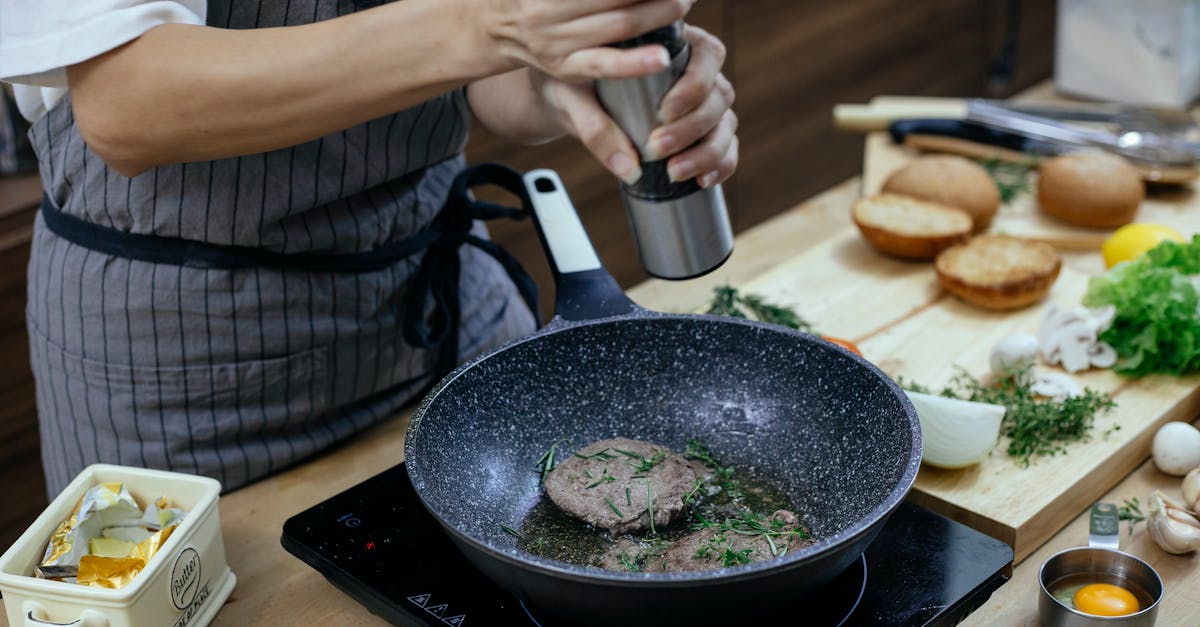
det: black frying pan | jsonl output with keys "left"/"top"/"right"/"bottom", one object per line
{"left": 404, "top": 169, "right": 921, "bottom": 626}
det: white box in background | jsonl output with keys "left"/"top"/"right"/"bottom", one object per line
{"left": 0, "top": 465, "right": 236, "bottom": 627}
{"left": 1056, "top": 0, "right": 1200, "bottom": 107}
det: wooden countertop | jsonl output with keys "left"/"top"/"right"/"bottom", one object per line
{"left": 4, "top": 114, "right": 1200, "bottom": 627}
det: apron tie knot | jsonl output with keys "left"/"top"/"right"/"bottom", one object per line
{"left": 402, "top": 163, "right": 542, "bottom": 376}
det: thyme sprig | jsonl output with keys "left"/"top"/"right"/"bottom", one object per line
{"left": 704, "top": 286, "right": 815, "bottom": 333}
{"left": 899, "top": 366, "right": 1116, "bottom": 465}
{"left": 978, "top": 157, "right": 1034, "bottom": 204}
{"left": 1118, "top": 497, "right": 1145, "bottom": 535}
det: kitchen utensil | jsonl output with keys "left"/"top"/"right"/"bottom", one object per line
{"left": 403, "top": 169, "right": 921, "bottom": 626}
{"left": 1038, "top": 504, "right": 1163, "bottom": 626}
{"left": 887, "top": 119, "right": 1199, "bottom": 184}
{"left": 595, "top": 22, "right": 733, "bottom": 280}
{"left": 835, "top": 96, "right": 1200, "bottom": 137}
{"left": 966, "top": 100, "right": 1197, "bottom": 168}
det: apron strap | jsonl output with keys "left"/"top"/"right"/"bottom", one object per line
{"left": 39, "top": 162, "right": 542, "bottom": 378}
{"left": 403, "top": 162, "right": 542, "bottom": 376}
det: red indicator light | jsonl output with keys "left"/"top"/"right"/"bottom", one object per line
{"left": 364, "top": 541, "right": 377, "bottom": 551}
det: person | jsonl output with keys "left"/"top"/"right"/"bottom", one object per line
{"left": 0, "top": 0, "right": 738, "bottom": 495}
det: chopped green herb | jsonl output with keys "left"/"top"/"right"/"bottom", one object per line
{"left": 625, "top": 487, "right": 632, "bottom": 507}
{"left": 583, "top": 469, "right": 594, "bottom": 479}
{"left": 684, "top": 440, "right": 743, "bottom": 501}
{"left": 499, "top": 524, "right": 522, "bottom": 539}
{"left": 617, "top": 552, "right": 639, "bottom": 572}
{"left": 585, "top": 467, "right": 616, "bottom": 489}
{"left": 534, "top": 438, "right": 567, "bottom": 484}
{"left": 574, "top": 448, "right": 618, "bottom": 461}
{"left": 645, "top": 481, "right": 656, "bottom": 536}
{"left": 604, "top": 497, "right": 624, "bottom": 518}
{"left": 704, "top": 286, "right": 815, "bottom": 332}
{"left": 683, "top": 478, "right": 705, "bottom": 506}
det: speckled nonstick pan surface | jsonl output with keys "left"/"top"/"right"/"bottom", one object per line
{"left": 404, "top": 170, "right": 921, "bottom": 626}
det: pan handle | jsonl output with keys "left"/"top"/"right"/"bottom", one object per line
{"left": 523, "top": 169, "right": 637, "bottom": 321}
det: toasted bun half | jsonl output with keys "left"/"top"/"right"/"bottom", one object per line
{"left": 935, "top": 235, "right": 1061, "bottom": 310}
{"left": 882, "top": 155, "right": 1001, "bottom": 232}
{"left": 852, "top": 193, "right": 973, "bottom": 259}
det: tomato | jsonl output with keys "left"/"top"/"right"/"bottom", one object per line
{"left": 821, "top": 336, "right": 862, "bottom": 356}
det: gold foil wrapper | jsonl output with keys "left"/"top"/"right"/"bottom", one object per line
{"left": 38, "top": 482, "right": 187, "bottom": 589}
{"left": 77, "top": 524, "right": 178, "bottom": 589}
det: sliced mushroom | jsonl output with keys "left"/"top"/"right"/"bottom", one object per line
{"left": 1030, "top": 371, "right": 1083, "bottom": 400}
{"left": 1088, "top": 342, "right": 1117, "bottom": 369}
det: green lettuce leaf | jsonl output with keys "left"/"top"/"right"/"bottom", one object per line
{"left": 1082, "top": 235, "right": 1200, "bottom": 376}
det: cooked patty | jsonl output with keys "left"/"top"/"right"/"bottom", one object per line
{"left": 544, "top": 438, "right": 698, "bottom": 535}
{"left": 601, "top": 510, "right": 813, "bottom": 573}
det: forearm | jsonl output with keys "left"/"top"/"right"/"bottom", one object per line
{"left": 466, "top": 69, "right": 566, "bottom": 146}
{"left": 69, "top": 0, "right": 508, "bottom": 176}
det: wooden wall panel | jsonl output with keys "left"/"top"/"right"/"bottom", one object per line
{"left": 474, "top": 0, "right": 1057, "bottom": 318}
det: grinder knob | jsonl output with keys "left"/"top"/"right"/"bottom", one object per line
{"left": 596, "top": 21, "right": 733, "bottom": 280}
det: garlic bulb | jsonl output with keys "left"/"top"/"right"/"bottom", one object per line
{"left": 1037, "top": 304, "right": 1118, "bottom": 373}
{"left": 989, "top": 333, "right": 1039, "bottom": 376}
{"left": 1147, "top": 490, "right": 1200, "bottom": 554}
{"left": 1184, "top": 467, "right": 1200, "bottom": 511}
{"left": 905, "top": 391, "right": 1005, "bottom": 469}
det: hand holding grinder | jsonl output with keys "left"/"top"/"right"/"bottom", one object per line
{"left": 596, "top": 21, "right": 734, "bottom": 280}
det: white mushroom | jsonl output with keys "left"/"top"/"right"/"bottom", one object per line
{"left": 1037, "top": 304, "right": 1118, "bottom": 373}
{"left": 989, "top": 333, "right": 1040, "bottom": 376}
{"left": 1029, "top": 371, "right": 1084, "bottom": 400}
{"left": 1152, "top": 422, "right": 1200, "bottom": 476}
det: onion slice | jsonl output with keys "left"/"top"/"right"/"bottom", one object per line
{"left": 905, "top": 391, "right": 1006, "bottom": 469}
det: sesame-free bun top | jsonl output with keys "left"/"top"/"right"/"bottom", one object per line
{"left": 882, "top": 154, "right": 1001, "bottom": 232}
{"left": 1037, "top": 151, "right": 1144, "bottom": 228}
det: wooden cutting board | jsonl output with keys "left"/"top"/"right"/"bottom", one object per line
{"left": 861, "top": 132, "right": 1200, "bottom": 250}
{"left": 736, "top": 226, "right": 1200, "bottom": 563}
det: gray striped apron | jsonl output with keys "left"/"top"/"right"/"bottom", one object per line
{"left": 24, "top": 0, "right": 537, "bottom": 496}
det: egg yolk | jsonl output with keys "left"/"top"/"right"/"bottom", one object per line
{"left": 1073, "top": 583, "right": 1140, "bottom": 617}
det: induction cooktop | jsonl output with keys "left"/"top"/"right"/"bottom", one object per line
{"left": 281, "top": 464, "right": 1012, "bottom": 626}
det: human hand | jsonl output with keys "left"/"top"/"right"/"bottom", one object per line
{"left": 530, "top": 25, "right": 737, "bottom": 187}
{"left": 481, "top": 0, "right": 694, "bottom": 81}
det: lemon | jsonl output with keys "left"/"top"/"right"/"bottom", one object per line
{"left": 1101, "top": 224, "right": 1186, "bottom": 268}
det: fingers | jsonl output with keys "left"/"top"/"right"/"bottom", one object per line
{"left": 557, "top": 45, "right": 670, "bottom": 82}
{"left": 645, "top": 73, "right": 733, "bottom": 160}
{"left": 658, "top": 25, "right": 726, "bottom": 123}
{"left": 550, "top": 82, "right": 643, "bottom": 183}
{"left": 664, "top": 109, "right": 738, "bottom": 188}
{"left": 551, "top": 0, "right": 692, "bottom": 52}
{"left": 503, "top": 0, "right": 694, "bottom": 80}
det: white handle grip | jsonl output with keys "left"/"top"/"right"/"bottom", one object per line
{"left": 833, "top": 99, "right": 968, "bottom": 132}
{"left": 522, "top": 169, "right": 602, "bottom": 274}
{"left": 23, "top": 602, "right": 107, "bottom": 627}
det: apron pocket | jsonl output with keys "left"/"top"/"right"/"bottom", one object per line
{"left": 28, "top": 321, "right": 332, "bottom": 484}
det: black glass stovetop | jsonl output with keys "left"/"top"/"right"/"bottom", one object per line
{"left": 281, "top": 464, "right": 1013, "bottom": 626}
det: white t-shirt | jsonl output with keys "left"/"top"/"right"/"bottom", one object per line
{"left": 0, "top": 1, "right": 207, "bottom": 122}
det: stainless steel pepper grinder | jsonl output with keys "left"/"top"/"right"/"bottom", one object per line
{"left": 596, "top": 21, "right": 733, "bottom": 280}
